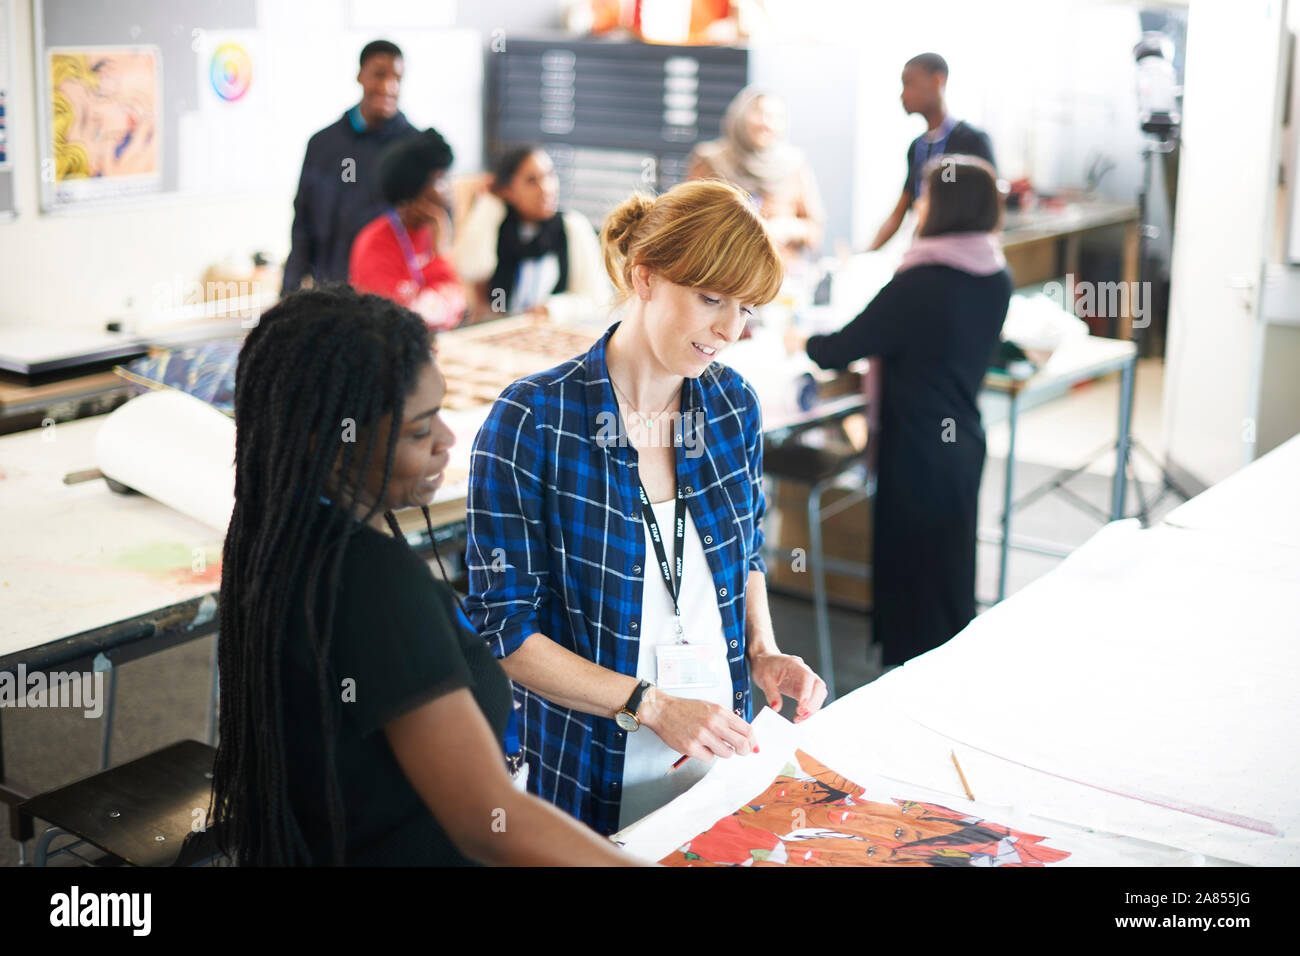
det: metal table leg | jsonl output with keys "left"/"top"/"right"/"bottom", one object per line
{"left": 807, "top": 479, "right": 835, "bottom": 702}
{"left": 99, "top": 665, "right": 119, "bottom": 771}
{"left": 998, "top": 391, "right": 1020, "bottom": 604}
{"left": 1111, "top": 354, "right": 1136, "bottom": 521}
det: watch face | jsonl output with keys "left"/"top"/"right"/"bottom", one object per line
{"left": 615, "top": 711, "right": 639, "bottom": 732}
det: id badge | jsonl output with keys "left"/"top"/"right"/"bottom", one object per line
{"left": 510, "top": 760, "right": 530, "bottom": 793}
{"left": 656, "top": 643, "right": 718, "bottom": 690}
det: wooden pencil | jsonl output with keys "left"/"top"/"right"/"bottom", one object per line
{"left": 951, "top": 750, "right": 975, "bottom": 801}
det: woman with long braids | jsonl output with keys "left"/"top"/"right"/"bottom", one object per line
{"left": 210, "top": 285, "right": 635, "bottom": 866}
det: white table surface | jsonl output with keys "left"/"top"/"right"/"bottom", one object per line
{"left": 0, "top": 417, "right": 223, "bottom": 658}
{"left": 617, "top": 443, "right": 1300, "bottom": 866}
{"left": 1163, "top": 432, "right": 1300, "bottom": 550}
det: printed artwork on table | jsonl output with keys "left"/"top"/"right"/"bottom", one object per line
{"left": 434, "top": 315, "right": 602, "bottom": 410}
{"left": 660, "top": 750, "right": 1070, "bottom": 867}
{"left": 469, "top": 322, "right": 601, "bottom": 358}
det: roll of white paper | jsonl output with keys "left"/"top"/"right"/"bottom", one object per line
{"left": 94, "top": 389, "right": 236, "bottom": 534}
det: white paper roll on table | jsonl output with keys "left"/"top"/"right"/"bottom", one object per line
{"left": 94, "top": 390, "right": 236, "bottom": 534}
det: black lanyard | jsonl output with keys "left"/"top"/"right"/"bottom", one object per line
{"left": 636, "top": 479, "right": 687, "bottom": 643}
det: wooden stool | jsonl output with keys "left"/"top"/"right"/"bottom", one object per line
{"left": 21, "top": 740, "right": 221, "bottom": 867}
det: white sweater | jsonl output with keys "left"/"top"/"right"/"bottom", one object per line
{"left": 453, "top": 194, "right": 612, "bottom": 324}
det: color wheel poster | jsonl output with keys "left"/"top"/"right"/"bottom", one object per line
{"left": 178, "top": 30, "right": 268, "bottom": 194}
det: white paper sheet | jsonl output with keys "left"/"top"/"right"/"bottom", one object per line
{"left": 94, "top": 390, "right": 235, "bottom": 533}
{"left": 796, "top": 675, "right": 1236, "bottom": 866}
{"left": 1163, "top": 432, "right": 1300, "bottom": 549}
{"left": 892, "top": 520, "right": 1300, "bottom": 865}
{"left": 0, "top": 416, "right": 223, "bottom": 654}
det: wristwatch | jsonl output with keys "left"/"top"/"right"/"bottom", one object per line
{"left": 615, "top": 680, "right": 653, "bottom": 732}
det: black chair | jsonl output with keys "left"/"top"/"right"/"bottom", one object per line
{"left": 762, "top": 394, "right": 874, "bottom": 701}
{"left": 21, "top": 740, "right": 221, "bottom": 867}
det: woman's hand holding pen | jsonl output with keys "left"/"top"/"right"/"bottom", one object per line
{"left": 749, "top": 652, "right": 828, "bottom": 723}
{"left": 637, "top": 688, "right": 759, "bottom": 763}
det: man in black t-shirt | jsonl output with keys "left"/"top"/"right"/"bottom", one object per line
{"left": 869, "top": 52, "right": 996, "bottom": 251}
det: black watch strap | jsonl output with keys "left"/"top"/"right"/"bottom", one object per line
{"left": 623, "top": 679, "right": 652, "bottom": 716}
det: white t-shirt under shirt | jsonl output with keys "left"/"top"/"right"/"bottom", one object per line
{"left": 617, "top": 497, "right": 734, "bottom": 831}
{"left": 450, "top": 194, "right": 611, "bottom": 324}
{"left": 509, "top": 224, "right": 561, "bottom": 314}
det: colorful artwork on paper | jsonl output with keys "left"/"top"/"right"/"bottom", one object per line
{"left": 660, "top": 750, "right": 1070, "bottom": 867}
{"left": 50, "top": 48, "right": 159, "bottom": 182}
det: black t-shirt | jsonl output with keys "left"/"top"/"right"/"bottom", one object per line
{"left": 904, "top": 120, "right": 997, "bottom": 200}
{"left": 280, "top": 505, "right": 512, "bottom": 865}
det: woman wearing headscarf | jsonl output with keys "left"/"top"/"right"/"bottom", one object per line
{"left": 787, "top": 155, "right": 1012, "bottom": 668}
{"left": 687, "top": 87, "right": 826, "bottom": 260}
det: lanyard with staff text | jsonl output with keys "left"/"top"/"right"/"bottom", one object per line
{"left": 636, "top": 479, "right": 688, "bottom": 644}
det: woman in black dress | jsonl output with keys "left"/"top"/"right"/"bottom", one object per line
{"left": 791, "top": 156, "right": 1011, "bottom": 666}
{"left": 210, "top": 285, "right": 634, "bottom": 865}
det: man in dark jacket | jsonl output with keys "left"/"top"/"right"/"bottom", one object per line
{"left": 281, "top": 40, "right": 417, "bottom": 295}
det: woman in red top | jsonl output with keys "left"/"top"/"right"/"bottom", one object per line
{"left": 349, "top": 128, "right": 467, "bottom": 331}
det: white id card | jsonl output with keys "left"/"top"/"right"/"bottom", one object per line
{"left": 509, "top": 760, "right": 530, "bottom": 793}
{"left": 656, "top": 643, "right": 719, "bottom": 690}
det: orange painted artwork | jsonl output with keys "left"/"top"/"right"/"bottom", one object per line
{"left": 660, "top": 750, "right": 1070, "bottom": 867}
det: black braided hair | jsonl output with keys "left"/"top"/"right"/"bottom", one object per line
{"left": 210, "top": 284, "right": 434, "bottom": 866}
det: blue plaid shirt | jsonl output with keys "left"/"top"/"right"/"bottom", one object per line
{"left": 465, "top": 321, "right": 766, "bottom": 835}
